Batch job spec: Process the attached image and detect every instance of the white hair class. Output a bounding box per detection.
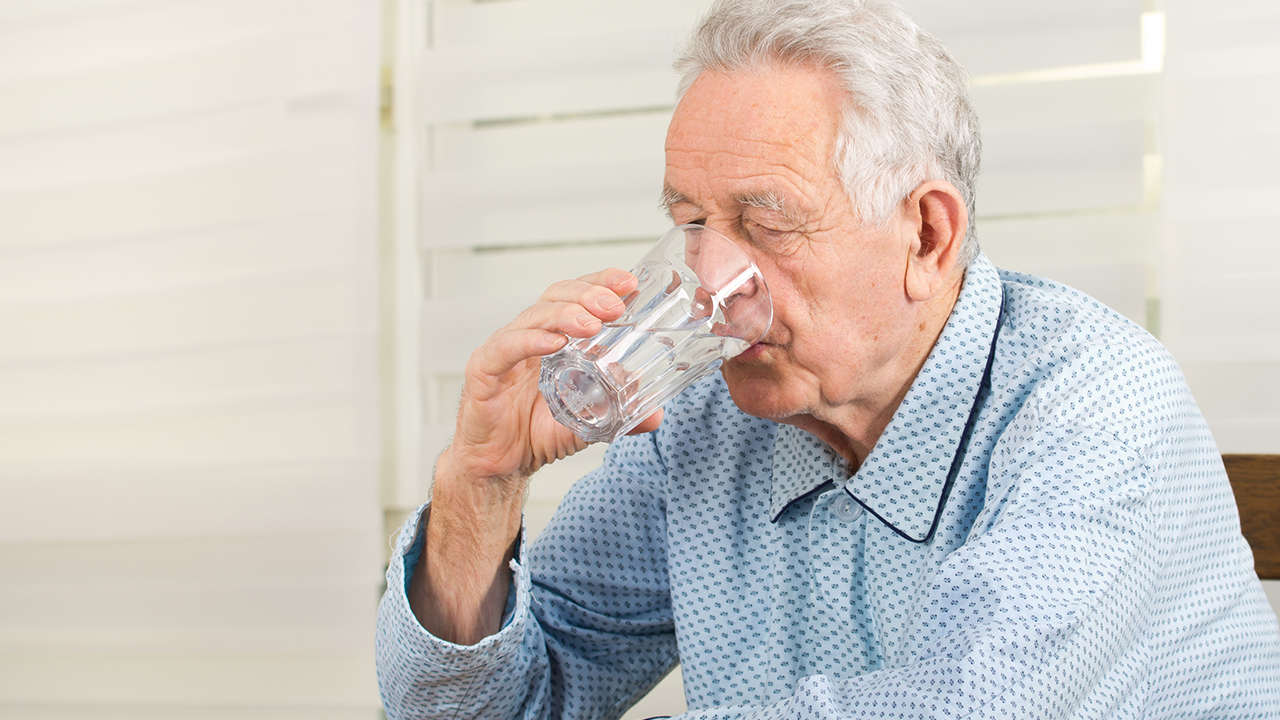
[674,0,981,265]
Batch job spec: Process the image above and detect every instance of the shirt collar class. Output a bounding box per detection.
[768,254,1004,537]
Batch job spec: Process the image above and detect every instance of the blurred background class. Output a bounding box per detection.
[0,0,1276,718]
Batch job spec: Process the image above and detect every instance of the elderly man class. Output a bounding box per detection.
[376,0,1280,717]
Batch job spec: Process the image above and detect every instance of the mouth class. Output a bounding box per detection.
[734,342,772,362]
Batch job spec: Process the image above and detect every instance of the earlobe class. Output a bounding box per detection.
[903,181,966,302]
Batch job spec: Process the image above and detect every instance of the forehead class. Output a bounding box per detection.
[664,66,845,195]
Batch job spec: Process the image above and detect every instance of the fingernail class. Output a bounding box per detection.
[576,312,601,329]
[597,296,622,312]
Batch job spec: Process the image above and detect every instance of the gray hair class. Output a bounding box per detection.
[674,0,981,266]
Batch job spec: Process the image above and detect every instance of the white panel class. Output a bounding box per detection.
[1160,0,1280,453]
[979,121,1146,216]
[0,1,382,716]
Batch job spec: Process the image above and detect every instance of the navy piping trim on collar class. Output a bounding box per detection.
[770,480,836,524]
[852,288,1006,543]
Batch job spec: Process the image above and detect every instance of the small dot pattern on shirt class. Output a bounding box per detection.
[376,254,1280,719]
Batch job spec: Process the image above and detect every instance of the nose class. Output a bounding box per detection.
[680,224,772,344]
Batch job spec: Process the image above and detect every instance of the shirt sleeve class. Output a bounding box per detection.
[674,422,1183,720]
[375,431,680,720]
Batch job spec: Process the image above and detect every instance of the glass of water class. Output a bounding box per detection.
[539,224,772,443]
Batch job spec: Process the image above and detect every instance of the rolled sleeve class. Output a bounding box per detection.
[376,505,549,720]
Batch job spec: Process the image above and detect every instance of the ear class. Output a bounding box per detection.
[902,180,968,302]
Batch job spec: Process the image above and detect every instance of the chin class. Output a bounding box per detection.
[721,363,796,421]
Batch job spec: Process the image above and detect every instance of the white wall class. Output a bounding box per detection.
[0,1,384,718]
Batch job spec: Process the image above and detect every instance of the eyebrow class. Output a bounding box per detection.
[659,184,804,226]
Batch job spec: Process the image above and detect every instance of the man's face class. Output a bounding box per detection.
[663,65,922,427]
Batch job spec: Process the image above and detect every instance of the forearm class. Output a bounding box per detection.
[408,446,526,645]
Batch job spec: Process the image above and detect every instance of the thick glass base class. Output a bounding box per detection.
[539,352,630,443]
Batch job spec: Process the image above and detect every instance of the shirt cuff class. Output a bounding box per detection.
[378,502,531,675]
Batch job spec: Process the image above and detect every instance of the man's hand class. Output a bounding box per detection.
[409,267,664,645]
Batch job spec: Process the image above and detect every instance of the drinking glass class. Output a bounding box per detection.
[539,224,772,443]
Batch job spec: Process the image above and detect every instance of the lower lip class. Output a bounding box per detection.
[735,343,769,361]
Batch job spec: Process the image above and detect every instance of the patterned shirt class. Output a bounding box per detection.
[377,254,1280,719]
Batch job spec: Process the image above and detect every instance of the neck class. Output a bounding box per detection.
[787,275,964,470]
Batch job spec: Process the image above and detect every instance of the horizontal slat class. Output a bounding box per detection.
[0,42,281,138]
[0,0,151,25]
[0,652,376,706]
[424,124,1145,249]
[0,271,368,363]
[983,212,1154,327]
[432,242,651,300]
[1166,3,1280,55]
[0,532,379,634]
[1165,131,1280,193]
[1166,273,1280,339]
[432,110,671,174]
[0,0,358,86]
[0,703,378,720]
[0,460,378,542]
[423,157,668,247]
[0,400,372,468]
[0,221,361,307]
[979,121,1146,216]
[422,296,528,375]
[1185,363,1280,425]
[1166,74,1280,140]
[972,74,1157,133]
[981,212,1153,269]
[0,581,375,654]
[901,0,1140,37]
[0,338,361,425]
[1198,419,1280,455]
[422,27,681,124]
[432,0,1141,81]
[1166,216,1280,278]
[432,0,711,48]
[928,18,1139,78]
[0,149,362,250]
[0,101,359,195]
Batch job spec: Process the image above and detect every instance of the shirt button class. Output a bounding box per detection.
[833,494,863,522]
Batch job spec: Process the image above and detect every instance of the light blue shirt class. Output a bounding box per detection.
[377,255,1280,719]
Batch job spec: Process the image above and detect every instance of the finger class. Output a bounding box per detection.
[515,300,605,338]
[470,328,568,379]
[539,271,636,318]
[577,267,637,294]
